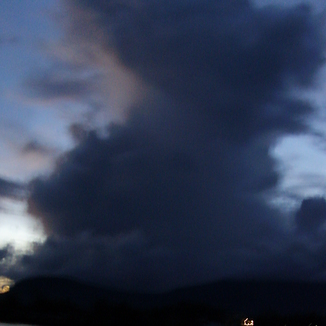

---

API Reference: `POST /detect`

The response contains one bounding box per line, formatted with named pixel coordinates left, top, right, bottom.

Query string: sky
left=1, top=0, right=326, bottom=292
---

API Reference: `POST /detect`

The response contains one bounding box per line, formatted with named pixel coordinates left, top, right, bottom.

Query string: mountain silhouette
left=0, top=276, right=325, bottom=325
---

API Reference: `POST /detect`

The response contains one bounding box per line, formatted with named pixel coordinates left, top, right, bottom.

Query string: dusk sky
left=1, top=0, right=326, bottom=292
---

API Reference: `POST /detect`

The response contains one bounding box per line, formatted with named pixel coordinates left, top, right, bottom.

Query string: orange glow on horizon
left=0, top=276, right=14, bottom=294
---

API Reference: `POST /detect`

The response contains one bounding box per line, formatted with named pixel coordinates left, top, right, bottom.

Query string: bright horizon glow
left=0, top=199, right=46, bottom=252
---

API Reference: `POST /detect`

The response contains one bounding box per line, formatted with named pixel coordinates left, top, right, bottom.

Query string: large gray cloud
left=71, top=0, right=323, bottom=142
left=10, top=0, right=326, bottom=291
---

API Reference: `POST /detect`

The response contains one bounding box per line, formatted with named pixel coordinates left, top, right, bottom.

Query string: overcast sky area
left=1, top=0, right=326, bottom=292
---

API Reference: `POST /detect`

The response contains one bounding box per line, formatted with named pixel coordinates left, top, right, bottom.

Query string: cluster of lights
left=242, top=318, right=254, bottom=326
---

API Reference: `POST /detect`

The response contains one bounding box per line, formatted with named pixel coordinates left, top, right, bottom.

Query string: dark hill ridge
left=2, top=276, right=326, bottom=315
left=2, top=276, right=159, bottom=308
left=168, top=279, right=326, bottom=315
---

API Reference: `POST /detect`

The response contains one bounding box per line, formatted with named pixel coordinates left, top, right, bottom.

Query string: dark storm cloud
left=26, top=122, right=285, bottom=290
left=68, top=123, right=88, bottom=143
left=0, top=245, right=12, bottom=261
left=19, top=0, right=326, bottom=290
left=72, top=0, right=324, bottom=142
left=12, top=231, right=173, bottom=290
left=0, top=177, right=25, bottom=200
left=28, top=126, right=206, bottom=237
left=295, top=197, right=326, bottom=234
left=267, top=196, right=326, bottom=281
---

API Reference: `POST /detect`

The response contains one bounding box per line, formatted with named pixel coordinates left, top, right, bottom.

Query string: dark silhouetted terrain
left=0, top=276, right=325, bottom=325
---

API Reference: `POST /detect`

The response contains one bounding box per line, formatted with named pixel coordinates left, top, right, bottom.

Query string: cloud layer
left=5, top=0, right=326, bottom=291
left=0, top=178, right=25, bottom=200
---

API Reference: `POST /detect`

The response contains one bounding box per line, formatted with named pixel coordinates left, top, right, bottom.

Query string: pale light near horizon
left=0, top=199, right=46, bottom=252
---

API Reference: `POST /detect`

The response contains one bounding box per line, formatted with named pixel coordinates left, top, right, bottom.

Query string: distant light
left=0, top=276, right=14, bottom=294
left=242, top=318, right=254, bottom=326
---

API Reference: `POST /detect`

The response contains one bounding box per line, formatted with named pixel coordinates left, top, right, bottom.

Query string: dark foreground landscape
left=0, top=277, right=325, bottom=325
